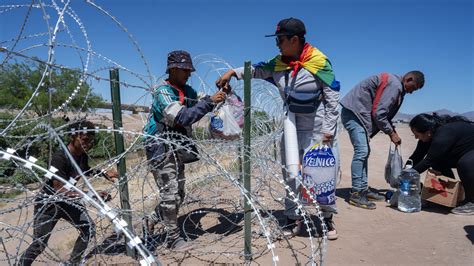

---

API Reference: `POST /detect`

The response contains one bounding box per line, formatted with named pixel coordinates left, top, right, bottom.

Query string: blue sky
left=1, top=0, right=473, bottom=114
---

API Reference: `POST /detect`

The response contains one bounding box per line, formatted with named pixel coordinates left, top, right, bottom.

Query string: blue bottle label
left=400, top=180, right=409, bottom=192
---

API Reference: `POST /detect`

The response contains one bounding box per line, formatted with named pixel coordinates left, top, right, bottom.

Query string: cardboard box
left=421, top=170, right=465, bottom=207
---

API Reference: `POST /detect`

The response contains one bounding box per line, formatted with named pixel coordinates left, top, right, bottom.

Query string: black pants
left=19, top=198, right=95, bottom=265
left=457, top=150, right=474, bottom=203
left=433, top=150, right=474, bottom=203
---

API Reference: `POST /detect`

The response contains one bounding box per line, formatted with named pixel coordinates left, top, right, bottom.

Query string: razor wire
left=0, top=1, right=332, bottom=265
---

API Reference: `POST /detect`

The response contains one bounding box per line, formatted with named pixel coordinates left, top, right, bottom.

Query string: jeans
left=341, top=107, right=370, bottom=192
left=19, top=199, right=95, bottom=265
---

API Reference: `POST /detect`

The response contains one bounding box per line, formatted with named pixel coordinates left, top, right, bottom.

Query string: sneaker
left=366, top=187, right=385, bottom=201
left=169, top=237, right=194, bottom=252
left=323, top=216, right=338, bottom=240
left=451, top=202, right=474, bottom=216
left=282, top=218, right=303, bottom=237
left=349, top=190, right=376, bottom=209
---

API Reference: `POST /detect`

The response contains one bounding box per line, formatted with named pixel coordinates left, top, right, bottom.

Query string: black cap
left=166, top=50, right=195, bottom=73
left=265, top=17, right=306, bottom=37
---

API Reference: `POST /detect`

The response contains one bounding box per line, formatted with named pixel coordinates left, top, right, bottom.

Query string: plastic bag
left=385, top=144, right=403, bottom=188
left=300, top=143, right=337, bottom=211
left=209, top=93, right=244, bottom=140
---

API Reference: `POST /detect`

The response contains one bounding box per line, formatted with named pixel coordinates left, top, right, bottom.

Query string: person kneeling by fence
left=19, top=120, right=119, bottom=265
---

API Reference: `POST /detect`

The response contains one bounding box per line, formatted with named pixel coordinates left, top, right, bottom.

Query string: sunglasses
left=275, top=36, right=286, bottom=46
left=275, top=35, right=294, bottom=46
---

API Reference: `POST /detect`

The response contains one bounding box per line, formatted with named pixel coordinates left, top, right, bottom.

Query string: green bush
left=11, top=167, right=39, bottom=185
left=0, top=112, right=114, bottom=185
left=0, top=160, right=16, bottom=184
left=0, top=159, right=47, bottom=185
left=0, top=61, right=104, bottom=116
left=87, top=130, right=116, bottom=158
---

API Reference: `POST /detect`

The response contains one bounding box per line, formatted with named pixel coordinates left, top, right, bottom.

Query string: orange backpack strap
left=166, top=81, right=185, bottom=105
left=371, top=73, right=390, bottom=118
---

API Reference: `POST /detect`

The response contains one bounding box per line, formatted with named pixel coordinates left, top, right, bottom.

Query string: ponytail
left=409, top=113, right=471, bottom=133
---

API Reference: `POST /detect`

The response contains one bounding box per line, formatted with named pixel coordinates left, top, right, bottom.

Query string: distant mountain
left=432, top=109, right=459, bottom=116
left=394, top=109, right=474, bottom=122
left=393, top=112, right=414, bottom=122
left=461, top=111, right=474, bottom=121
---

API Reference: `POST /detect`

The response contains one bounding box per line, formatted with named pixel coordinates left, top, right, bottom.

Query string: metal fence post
left=109, top=68, right=135, bottom=257
left=243, top=61, right=252, bottom=262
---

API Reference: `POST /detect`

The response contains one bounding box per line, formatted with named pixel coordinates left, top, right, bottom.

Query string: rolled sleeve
left=321, top=86, right=340, bottom=135
left=233, top=65, right=273, bottom=80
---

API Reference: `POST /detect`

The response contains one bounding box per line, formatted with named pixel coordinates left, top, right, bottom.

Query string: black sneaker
left=349, top=190, right=376, bottom=209
left=323, top=215, right=338, bottom=240
left=282, top=218, right=303, bottom=237
left=366, top=187, right=385, bottom=201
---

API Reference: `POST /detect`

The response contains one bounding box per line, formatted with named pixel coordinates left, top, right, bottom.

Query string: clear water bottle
left=397, top=160, right=421, bottom=213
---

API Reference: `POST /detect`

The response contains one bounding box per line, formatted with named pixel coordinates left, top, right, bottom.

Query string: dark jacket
left=410, top=121, right=474, bottom=173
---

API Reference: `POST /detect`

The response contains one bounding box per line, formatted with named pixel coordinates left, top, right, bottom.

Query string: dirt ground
left=135, top=122, right=473, bottom=265
left=151, top=123, right=474, bottom=265
left=1, top=117, right=472, bottom=265
left=324, top=123, right=473, bottom=265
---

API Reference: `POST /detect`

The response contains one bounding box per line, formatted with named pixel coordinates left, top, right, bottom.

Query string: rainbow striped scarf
left=257, top=43, right=340, bottom=90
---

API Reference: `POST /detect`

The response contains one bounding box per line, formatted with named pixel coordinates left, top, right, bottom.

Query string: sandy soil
left=325, top=124, right=473, bottom=265
left=148, top=123, right=474, bottom=265
left=143, top=122, right=473, bottom=265
left=1, top=115, right=472, bottom=265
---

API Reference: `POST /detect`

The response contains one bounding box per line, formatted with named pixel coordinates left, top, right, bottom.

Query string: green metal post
left=109, top=69, right=135, bottom=257
left=243, top=61, right=252, bottom=261
left=238, top=143, right=243, bottom=183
